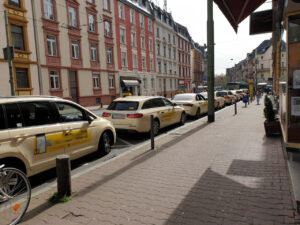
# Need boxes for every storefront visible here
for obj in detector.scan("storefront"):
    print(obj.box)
[120,77,141,97]
[280,1,300,151]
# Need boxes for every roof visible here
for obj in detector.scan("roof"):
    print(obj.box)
[0,96,63,104]
[257,39,272,54]
[114,96,163,102]
[175,22,192,41]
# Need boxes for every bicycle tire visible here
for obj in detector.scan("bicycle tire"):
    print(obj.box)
[0,167,31,225]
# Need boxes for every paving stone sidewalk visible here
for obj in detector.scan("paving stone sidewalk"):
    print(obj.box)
[20,99,299,225]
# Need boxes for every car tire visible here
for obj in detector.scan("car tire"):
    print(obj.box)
[98,131,112,155]
[179,112,186,125]
[195,108,201,119]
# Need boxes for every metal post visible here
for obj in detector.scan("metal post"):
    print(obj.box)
[150,115,154,150]
[56,155,71,197]
[207,0,215,122]
[235,102,237,114]
[4,10,15,96]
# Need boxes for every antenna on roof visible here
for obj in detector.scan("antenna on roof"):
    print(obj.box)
[163,0,167,11]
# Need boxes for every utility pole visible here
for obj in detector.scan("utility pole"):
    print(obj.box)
[207,0,215,122]
[4,10,15,96]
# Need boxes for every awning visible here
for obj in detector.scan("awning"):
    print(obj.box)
[213,0,267,32]
[120,80,140,87]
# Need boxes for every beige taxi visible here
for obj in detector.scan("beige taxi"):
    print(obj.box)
[216,91,236,105]
[201,92,225,109]
[172,93,208,118]
[102,96,186,135]
[0,96,116,177]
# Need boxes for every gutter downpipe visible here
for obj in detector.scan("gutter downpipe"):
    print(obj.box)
[31,0,43,95]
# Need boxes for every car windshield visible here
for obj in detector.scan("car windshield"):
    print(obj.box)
[173,95,194,101]
[107,101,139,111]
[216,92,227,97]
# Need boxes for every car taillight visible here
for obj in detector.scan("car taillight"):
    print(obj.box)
[102,112,111,117]
[225,96,229,99]
[183,104,193,107]
[127,113,143,118]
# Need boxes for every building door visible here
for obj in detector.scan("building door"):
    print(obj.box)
[69,71,78,103]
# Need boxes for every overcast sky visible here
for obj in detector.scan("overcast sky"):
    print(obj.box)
[156,0,272,75]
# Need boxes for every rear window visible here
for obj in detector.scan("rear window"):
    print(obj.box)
[0,105,5,130]
[107,101,139,111]
[216,92,227,97]
[173,95,194,101]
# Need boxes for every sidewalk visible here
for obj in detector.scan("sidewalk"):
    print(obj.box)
[20,101,299,225]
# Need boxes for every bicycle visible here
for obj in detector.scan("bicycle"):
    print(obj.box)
[0,165,31,225]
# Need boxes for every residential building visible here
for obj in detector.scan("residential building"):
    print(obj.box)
[0,0,39,96]
[33,0,119,106]
[176,23,192,92]
[255,39,273,84]
[191,42,205,92]
[114,0,156,96]
[153,5,178,97]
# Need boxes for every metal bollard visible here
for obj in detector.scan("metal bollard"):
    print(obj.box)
[234,102,237,115]
[150,115,154,150]
[56,155,71,197]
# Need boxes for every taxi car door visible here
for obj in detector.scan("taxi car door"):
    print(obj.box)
[0,105,12,162]
[55,102,96,159]
[151,98,169,128]
[4,102,64,175]
[162,98,179,126]
[198,94,208,113]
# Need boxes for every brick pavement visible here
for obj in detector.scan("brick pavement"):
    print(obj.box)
[18,99,299,225]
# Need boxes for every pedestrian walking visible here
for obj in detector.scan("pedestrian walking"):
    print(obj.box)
[256,90,261,105]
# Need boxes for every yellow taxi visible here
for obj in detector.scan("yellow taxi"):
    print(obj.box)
[0,96,116,177]
[201,92,225,109]
[102,96,186,135]
[171,93,208,118]
[216,91,236,105]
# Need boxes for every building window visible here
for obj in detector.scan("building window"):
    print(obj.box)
[158,61,161,73]
[149,38,153,52]
[50,71,60,89]
[88,14,96,32]
[120,28,126,44]
[143,78,147,89]
[142,56,146,70]
[121,52,127,67]
[131,32,136,47]
[118,3,124,19]
[107,47,113,64]
[10,25,25,51]
[170,78,172,89]
[8,0,20,7]
[140,14,144,28]
[173,48,176,60]
[261,64,263,69]
[168,47,171,58]
[91,44,98,61]
[130,10,135,24]
[71,40,79,59]
[150,58,153,71]
[163,45,166,57]
[93,72,100,88]
[68,7,77,27]
[157,43,160,55]
[133,54,137,68]
[141,36,145,49]
[173,35,175,45]
[47,35,57,56]
[104,0,110,10]
[109,75,115,88]
[148,20,152,32]
[156,27,160,38]
[168,33,171,43]
[151,78,154,89]
[164,63,167,73]
[44,0,54,20]
[16,68,29,88]
[159,78,162,89]
[104,21,111,37]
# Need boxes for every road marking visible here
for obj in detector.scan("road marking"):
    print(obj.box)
[117,137,133,146]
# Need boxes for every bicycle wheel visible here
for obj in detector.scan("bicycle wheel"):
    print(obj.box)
[0,167,31,225]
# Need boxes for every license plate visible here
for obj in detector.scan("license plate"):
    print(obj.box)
[112,113,125,119]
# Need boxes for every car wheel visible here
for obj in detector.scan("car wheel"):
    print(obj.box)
[153,119,160,136]
[99,131,111,155]
[195,108,201,119]
[179,112,186,125]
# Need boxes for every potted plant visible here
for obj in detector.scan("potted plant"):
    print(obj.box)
[263,95,281,137]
